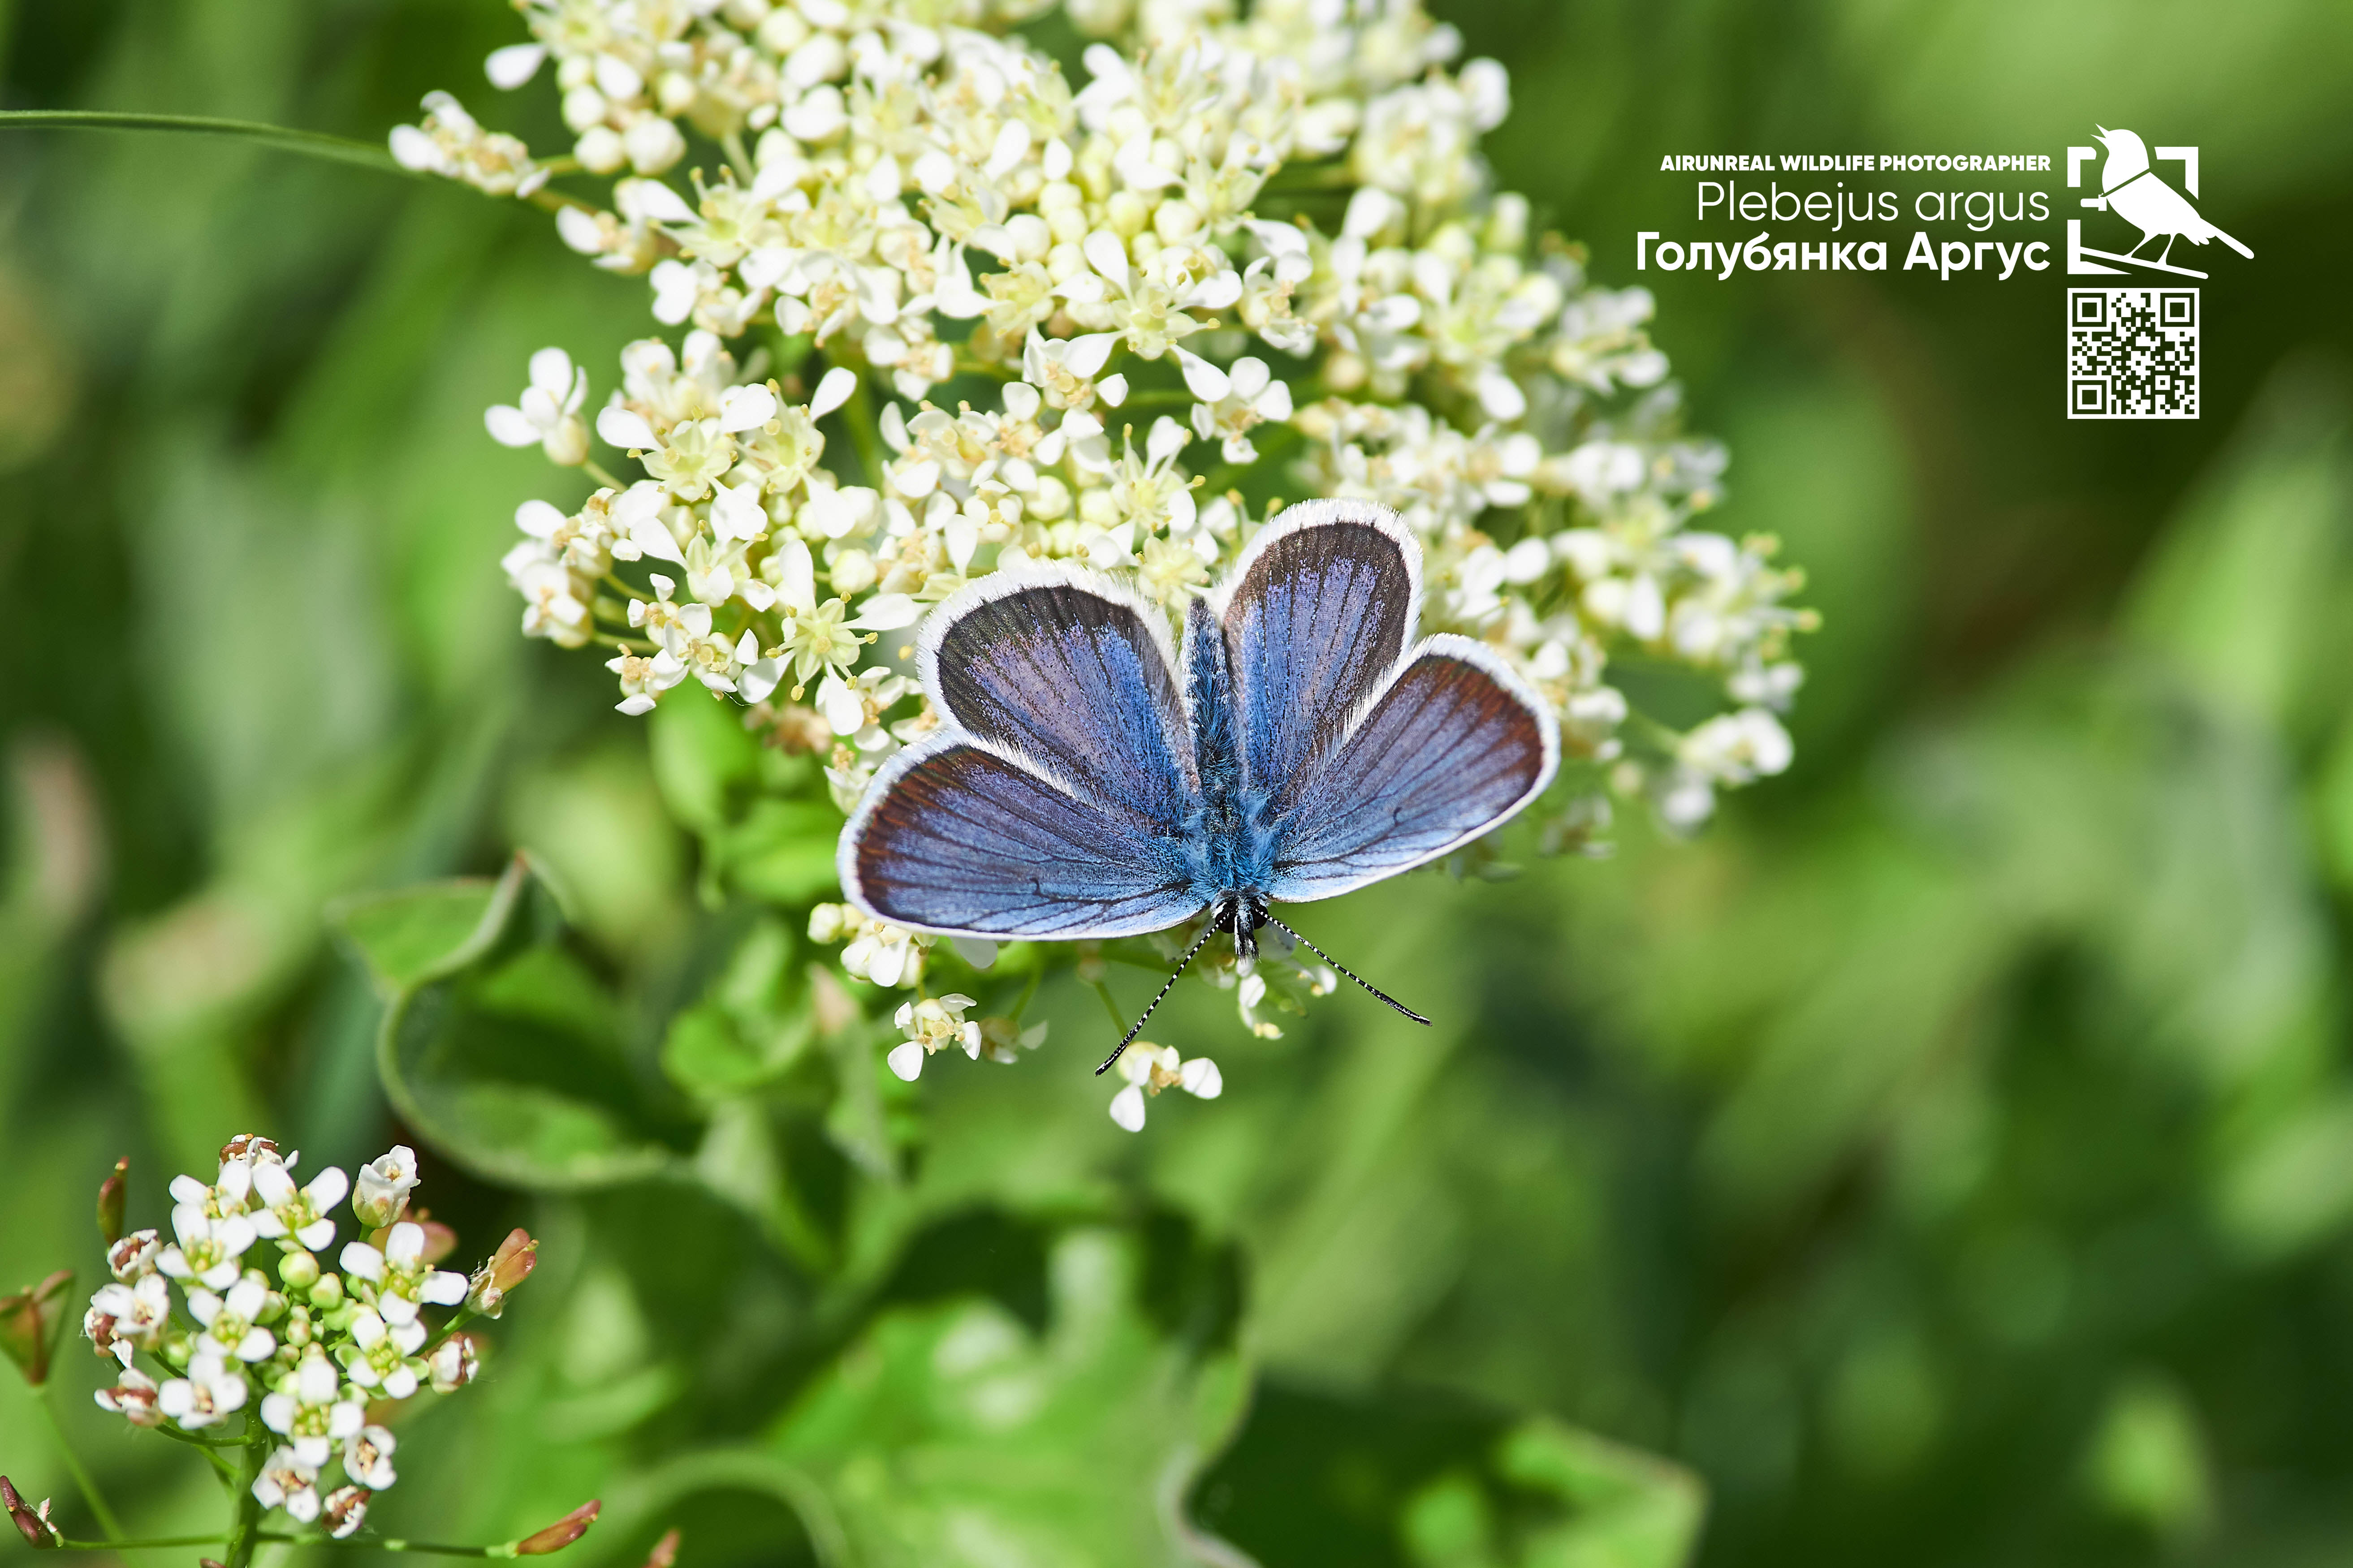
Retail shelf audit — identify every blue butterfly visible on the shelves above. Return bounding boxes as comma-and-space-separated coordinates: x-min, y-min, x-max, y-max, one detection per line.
838, 500, 1561, 1070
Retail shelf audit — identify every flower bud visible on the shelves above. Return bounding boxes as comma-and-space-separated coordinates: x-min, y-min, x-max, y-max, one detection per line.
353, 1146, 419, 1229
96, 1159, 128, 1244
644, 1529, 682, 1568
279, 1250, 320, 1291
516, 1500, 600, 1555
1, 1477, 58, 1548
311, 1272, 344, 1309
0, 1271, 72, 1388
468, 1230, 539, 1318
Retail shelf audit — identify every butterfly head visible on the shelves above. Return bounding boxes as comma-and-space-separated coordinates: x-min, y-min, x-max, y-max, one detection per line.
1212, 890, 1269, 965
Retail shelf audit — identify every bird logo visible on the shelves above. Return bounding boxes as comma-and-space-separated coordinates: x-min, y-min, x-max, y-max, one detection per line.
2068, 127, 2252, 278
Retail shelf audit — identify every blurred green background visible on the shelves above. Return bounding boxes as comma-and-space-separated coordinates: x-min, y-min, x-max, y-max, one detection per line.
4, 0, 2353, 1564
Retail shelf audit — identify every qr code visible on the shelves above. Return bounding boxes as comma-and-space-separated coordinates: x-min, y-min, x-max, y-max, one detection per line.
2068, 289, 2198, 419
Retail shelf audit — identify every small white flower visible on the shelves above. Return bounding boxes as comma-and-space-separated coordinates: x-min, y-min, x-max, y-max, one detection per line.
841, 920, 925, 989
157, 1353, 249, 1431
352, 1146, 419, 1228
261, 1353, 365, 1468
486, 348, 591, 465
188, 1276, 276, 1363
250, 1161, 348, 1252
85, 1272, 170, 1359
93, 1366, 162, 1428
322, 1486, 371, 1540
429, 1333, 480, 1393
156, 1204, 257, 1290
345, 1424, 398, 1490
340, 1221, 469, 1328
888, 993, 982, 1080
254, 1446, 323, 1525
107, 1229, 161, 1282
169, 1155, 255, 1218
1108, 1043, 1223, 1131
343, 1306, 429, 1400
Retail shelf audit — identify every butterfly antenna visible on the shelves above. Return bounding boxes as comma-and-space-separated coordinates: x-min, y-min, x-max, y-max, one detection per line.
1262, 915, 1432, 1026
1095, 920, 1222, 1076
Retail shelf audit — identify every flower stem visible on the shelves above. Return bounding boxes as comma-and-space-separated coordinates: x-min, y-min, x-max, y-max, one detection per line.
39, 1383, 123, 1541
0, 110, 406, 175
54, 1535, 230, 1551
255, 1531, 532, 1556
221, 1431, 267, 1568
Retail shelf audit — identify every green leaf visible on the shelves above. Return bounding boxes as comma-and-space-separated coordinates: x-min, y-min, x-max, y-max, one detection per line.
342, 861, 683, 1191
649, 689, 764, 835
717, 798, 846, 905
331, 863, 522, 997
766, 1228, 1252, 1567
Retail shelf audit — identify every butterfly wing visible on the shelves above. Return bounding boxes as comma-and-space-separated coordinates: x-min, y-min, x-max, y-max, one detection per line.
839, 734, 1204, 938
840, 566, 1205, 939
1216, 500, 1420, 816
919, 568, 1196, 828
1263, 637, 1560, 903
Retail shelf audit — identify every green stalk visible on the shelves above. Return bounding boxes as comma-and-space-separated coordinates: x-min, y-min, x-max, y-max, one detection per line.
0, 111, 407, 174
38, 1383, 124, 1541
220, 1430, 268, 1568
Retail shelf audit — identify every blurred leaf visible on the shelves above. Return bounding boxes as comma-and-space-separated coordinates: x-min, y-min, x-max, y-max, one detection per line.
716, 799, 847, 906
345, 861, 683, 1190
332, 863, 520, 997
649, 689, 763, 835
1494, 1418, 1705, 1568
766, 1228, 1250, 1567
2082, 1372, 2213, 1542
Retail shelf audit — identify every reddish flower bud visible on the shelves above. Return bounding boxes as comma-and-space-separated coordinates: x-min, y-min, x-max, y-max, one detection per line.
644, 1528, 682, 1568
1, 1477, 58, 1548
96, 1159, 128, 1245
468, 1230, 538, 1318
0, 1271, 73, 1387
516, 1500, 600, 1555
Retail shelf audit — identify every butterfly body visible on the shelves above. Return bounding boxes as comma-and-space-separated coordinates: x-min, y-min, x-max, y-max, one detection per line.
839, 500, 1561, 975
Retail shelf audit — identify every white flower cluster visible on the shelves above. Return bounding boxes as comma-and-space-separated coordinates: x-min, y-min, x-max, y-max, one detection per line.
82, 1139, 512, 1540
398, 0, 1814, 1080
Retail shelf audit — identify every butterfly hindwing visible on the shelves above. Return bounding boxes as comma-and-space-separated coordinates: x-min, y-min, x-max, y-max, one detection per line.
1217, 501, 1420, 815
920, 569, 1197, 830
1264, 636, 1559, 902
839, 734, 1203, 939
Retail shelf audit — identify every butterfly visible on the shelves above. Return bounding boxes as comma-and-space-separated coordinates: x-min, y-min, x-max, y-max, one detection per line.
837, 499, 1561, 1071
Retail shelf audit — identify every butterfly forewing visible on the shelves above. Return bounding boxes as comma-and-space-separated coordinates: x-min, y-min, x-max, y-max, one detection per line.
924, 573, 1197, 829
1219, 501, 1419, 814
1264, 636, 1559, 902
840, 736, 1202, 938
